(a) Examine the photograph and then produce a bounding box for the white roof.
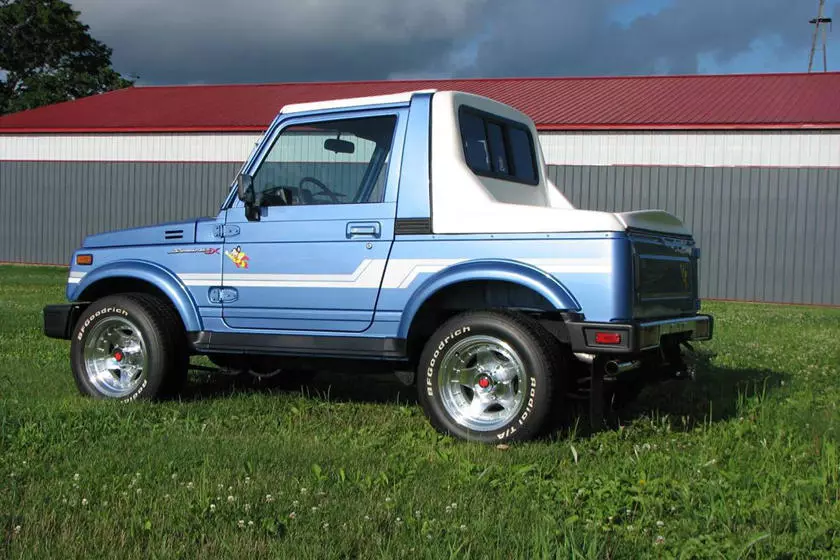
[282,90,437,114]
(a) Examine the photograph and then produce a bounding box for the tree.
[0,0,132,115]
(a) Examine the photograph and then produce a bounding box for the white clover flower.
[227,495,235,503]
[265,494,274,503]
[135,488,142,495]
[210,504,216,512]
[364,515,371,521]
[13,525,21,535]
[289,512,297,519]
[450,502,457,509]
[322,523,329,530]
[385,497,392,503]
[656,520,664,528]
[292,500,299,507]
[171,473,177,480]
[238,520,245,529]
[244,504,251,512]
[227,486,233,492]
[311,506,318,513]
[248,520,254,527]
[655,535,665,545]
[300,487,308,494]
[245,477,251,484]
[460,525,467,531]
[414,510,422,518]
[81,498,88,506]
[187,482,195,490]
[73,473,80,482]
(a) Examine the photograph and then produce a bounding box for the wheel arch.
[71,260,202,332]
[399,259,580,360]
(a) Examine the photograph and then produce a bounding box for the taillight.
[594,332,622,345]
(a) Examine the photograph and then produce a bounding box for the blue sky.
[71,0,840,84]
[614,0,840,74]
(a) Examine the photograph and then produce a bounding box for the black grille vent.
[395,218,432,235]
[164,229,184,240]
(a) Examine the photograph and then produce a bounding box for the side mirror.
[236,173,254,203]
[324,138,355,154]
[236,173,260,222]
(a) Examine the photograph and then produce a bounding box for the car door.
[221,109,406,333]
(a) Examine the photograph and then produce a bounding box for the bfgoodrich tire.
[70,293,187,402]
[417,311,559,443]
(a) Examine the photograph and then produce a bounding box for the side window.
[458,108,538,185]
[460,112,491,172]
[252,115,397,207]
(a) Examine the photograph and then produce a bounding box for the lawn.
[2,264,840,559]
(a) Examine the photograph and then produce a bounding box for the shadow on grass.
[180,367,418,406]
[178,354,790,435]
[607,359,790,431]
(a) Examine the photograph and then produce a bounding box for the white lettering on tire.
[76,306,130,341]
[426,327,470,397]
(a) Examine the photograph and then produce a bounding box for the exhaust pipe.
[604,360,642,376]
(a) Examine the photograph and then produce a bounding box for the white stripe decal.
[173,258,612,289]
[66,259,612,288]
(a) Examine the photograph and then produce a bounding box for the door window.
[252,115,398,207]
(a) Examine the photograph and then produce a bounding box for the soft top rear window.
[458,107,538,185]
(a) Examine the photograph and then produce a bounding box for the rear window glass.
[458,107,538,185]
[460,112,491,172]
[507,127,537,183]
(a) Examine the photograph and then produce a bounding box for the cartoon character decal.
[225,246,250,269]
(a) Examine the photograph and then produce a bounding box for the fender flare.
[397,259,581,339]
[70,260,203,332]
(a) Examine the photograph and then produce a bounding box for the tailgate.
[630,230,699,320]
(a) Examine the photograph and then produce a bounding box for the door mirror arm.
[236,173,261,222]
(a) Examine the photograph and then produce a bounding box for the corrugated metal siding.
[549,165,840,306]
[5,130,838,167]
[0,161,239,264]
[539,130,840,168]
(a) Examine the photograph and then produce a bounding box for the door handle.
[346,221,381,239]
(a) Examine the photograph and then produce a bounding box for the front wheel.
[70,293,187,401]
[417,311,560,443]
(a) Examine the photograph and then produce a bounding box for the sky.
[69,0,840,85]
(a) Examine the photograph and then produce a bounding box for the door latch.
[208,287,238,304]
[213,224,241,239]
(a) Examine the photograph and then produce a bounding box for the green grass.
[2,264,840,559]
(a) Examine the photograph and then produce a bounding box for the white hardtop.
[428,91,691,237]
[281,89,436,114]
[282,89,691,238]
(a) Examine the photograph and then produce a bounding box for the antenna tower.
[808,0,833,72]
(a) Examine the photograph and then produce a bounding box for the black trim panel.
[189,331,407,360]
[43,303,89,340]
[565,314,714,354]
[395,218,432,235]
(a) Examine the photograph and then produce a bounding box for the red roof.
[2,72,840,133]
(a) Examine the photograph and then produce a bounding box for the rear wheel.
[70,294,187,401]
[417,311,560,443]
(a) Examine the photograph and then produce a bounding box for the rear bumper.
[43,303,88,340]
[567,314,713,354]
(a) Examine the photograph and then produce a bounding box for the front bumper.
[43,303,88,340]
[567,314,713,354]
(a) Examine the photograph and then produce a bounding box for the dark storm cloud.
[69,0,831,84]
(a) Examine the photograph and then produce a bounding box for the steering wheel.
[299,176,345,204]
[260,186,294,206]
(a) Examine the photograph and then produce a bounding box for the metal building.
[1,73,839,305]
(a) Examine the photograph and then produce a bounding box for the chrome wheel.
[437,335,529,432]
[82,316,148,398]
